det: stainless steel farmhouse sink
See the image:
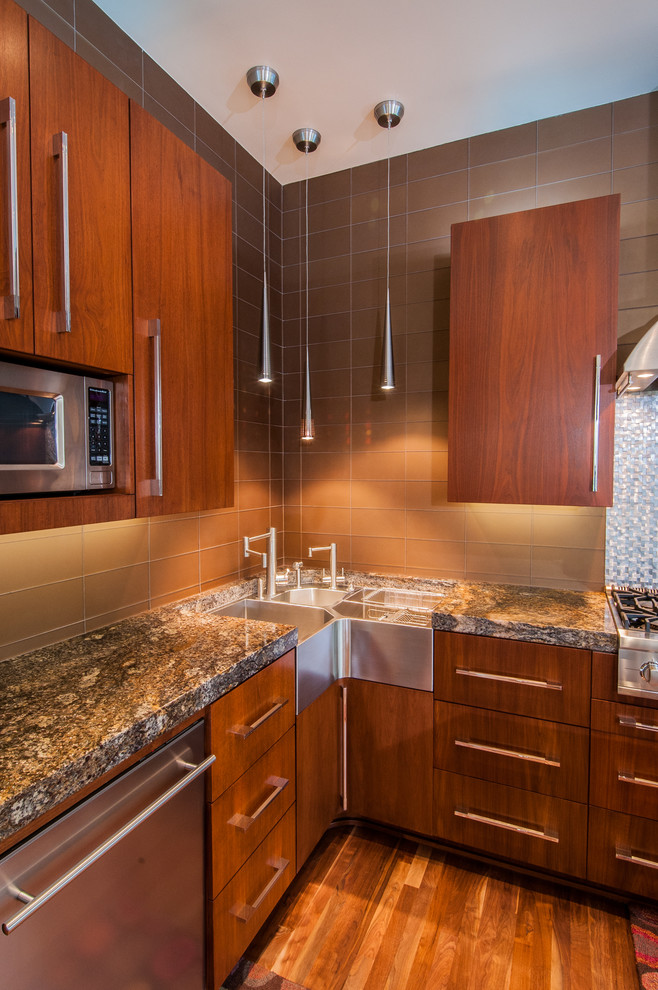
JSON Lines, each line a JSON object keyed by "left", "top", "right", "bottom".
{"left": 210, "top": 598, "right": 335, "bottom": 644}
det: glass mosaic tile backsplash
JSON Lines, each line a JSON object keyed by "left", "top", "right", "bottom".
{"left": 606, "top": 392, "right": 658, "bottom": 586}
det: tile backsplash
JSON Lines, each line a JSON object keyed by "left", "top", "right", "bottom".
{"left": 606, "top": 392, "right": 658, "bottom": 585}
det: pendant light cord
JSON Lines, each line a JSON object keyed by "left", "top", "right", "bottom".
{"left": 386, "top": 122, "right": 391, "bottom": 296}
{"left": 261, "top": 94, "right": 267, "bottom": 276}
{"left": 305, "top": 148, "right": 309, "bottom": 368}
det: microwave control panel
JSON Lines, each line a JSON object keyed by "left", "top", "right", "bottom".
{"left": 86, "top": 385, "right": 114, "bottom": 488}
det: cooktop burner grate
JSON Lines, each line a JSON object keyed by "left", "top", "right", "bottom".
{"left": 610, "top": 586, "right": 658, "bottom": 631}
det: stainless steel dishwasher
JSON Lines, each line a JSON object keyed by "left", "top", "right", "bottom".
{"left": 0, "top": 720, "right": 214, "bottom": 989}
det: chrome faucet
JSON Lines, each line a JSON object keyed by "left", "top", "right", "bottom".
{"left": 308, "top": 542, "right": 338, "bottom": 590}
{"left": 244, "top": 527, "right": 277, "bottom": 599}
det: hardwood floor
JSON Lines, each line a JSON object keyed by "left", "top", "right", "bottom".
{"left": 248, "top": 825, "right": 639, "bottom": 990}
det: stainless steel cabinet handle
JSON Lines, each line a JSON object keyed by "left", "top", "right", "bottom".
{"left": 616, "top": 848, "right": 658, "bottom": 872}
{"left": 148, "top": 318, "right": 163, "bottom": 497}
{"left": 230, "top": 857, "right": 289, "bottom": 922}
{"left": 228, "top": 776, "right": 289, "bottom": 831}
{"left": 454, "top": 807, "right": 559, "bottom": 843}
{"left": 618, "top": 770, "right": 658, "bottom": 790}
{"left": 1, "top": 97, "right": 19, "bottom": 320}
{"left": 592, "top": 353, "right": 601, "bottom": 492}
{"left": 230, "top": 697, "right": 288, "bottom": 739}
{"left": 454, "top": 738, "right": 560, "bottom": 767}
{"left": 341, "top": 684, "right": 348, "bottom": 811}
{"left": 53, "top": 132, "right": 71, "bottom": 334}
{"left": 455, "top": 668, "right": 562, "bottom": 691}
{"left": 618, "top": 715, "right": 658, "bottom": 733}
{"left": 2, "top": 753, "right": 216, "bottom": 935}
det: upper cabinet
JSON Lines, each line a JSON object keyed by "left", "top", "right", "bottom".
{"left": 447, "top": 195, "right": 620, "bottom": 507}
{"left": 0, "top": 7, "right": 132, "bottom": 373}
{"left": 0, "top": 0, "right": 32, "bottom": 353}
{"left": 28, "top": 19, "right": 132, "bottom": 374}
{"left": 130, "top": 102, "right": 234, "bottom": 517}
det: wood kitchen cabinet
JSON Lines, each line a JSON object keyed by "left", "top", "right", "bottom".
{"left": 207, "top": 651, "right": 296, "bottom": 988}
{"left": 433, "top": 631, "right": 590, "bottom": 879}
{"left": 130, "top": 102, "right": 234, "bottom": 518}
{"left": 296, "top": 680, "right": 344, "bottom": 869}
{"left": 346, "top": 679, "right": 434, "bottom": 836}
{"left": 448, "top": 195, "right": 619, "bottom": 506}
{"left": 0, "top": 0, "right": 32, "bottom": 354}
{"left": 28, "top": 19, "right": 132, "bottom": 373}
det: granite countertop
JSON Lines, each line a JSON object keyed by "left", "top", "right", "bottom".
{"left": 0, "top": 572, "right": 618, "bottom": 849}
{"left": 0, "top": 585, "right": 296, "bottom": 846}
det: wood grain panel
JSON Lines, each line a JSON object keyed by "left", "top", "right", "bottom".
{"left": 591, "top": 698, "right": 658, "bottom": 737}
{"left": 296, "top": 681, "right": 343, "bottom": 870}
{"left": 0, "top": 0, "right": 33, "bottom": 354}
{"left": 347, "top": 680, "right": 433, "bottom": 836}
{"left": 589, "top": 728, "right": 658, "bottom": 819}
{"left": 434, "top": 700, "right": 589, "bottom": 801}
{"left": 448, "top": 195, "right": 619, "bottom": 506}
{"left": 588, "top": 805, "right": 658, "bottom": 900}
{"left": 209, "top": 651, "right": 295, "bottom": 800}
{"left": 434, "top": 631, "right": 591, "bottom": 725}
{"left": 434, "top": 769, "right": 588, "bottom": 878}
{"left": 0, "top": 492, "right": 135, "bottom": 536}
{"left": 210, "top": 805, "right": 296, "bottom": 989}
{"left": 210, "top": 727, "right": 295, "bottom": 896}
{"left": 130, "top": 100, "right": 234, "bottom": 517}
{"left": 28, "top": 19, "right": 132, "bottom": 373}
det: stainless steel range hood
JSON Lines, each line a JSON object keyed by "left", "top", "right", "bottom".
{"left": 616, "top": 316, "right": 658, "bottom": 396}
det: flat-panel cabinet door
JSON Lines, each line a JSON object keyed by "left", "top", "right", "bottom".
{"left": 28, "top": 18, "right": 132, "bottom": 373}
{"left": 130, "top": 101, "right": 234, "bottom": 517}
{"left": 448, "top": 195, "right": 619, "bottom": 506}
{"left": 0, "top": 0, "right": 32, "bottom": 354}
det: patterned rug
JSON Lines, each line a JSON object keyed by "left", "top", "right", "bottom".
{"left": 222, "top": 958, "right": 308, "bottom": 990}
{"left": 630, "top": 903, "right": 658, "bottom": 989}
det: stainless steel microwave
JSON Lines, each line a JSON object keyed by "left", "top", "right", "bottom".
{"left": 0, "top": 361, "right": 114, "bottom": 495}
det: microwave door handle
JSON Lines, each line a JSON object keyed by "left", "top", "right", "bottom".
{"left": 149, "top": 318, "right": 163, "bottom": 497}
{"left": 53, "top": 132, "right": 71, "bottom": 334}
{"left": 1, "top": 97, "right": 20, "bottom": 320}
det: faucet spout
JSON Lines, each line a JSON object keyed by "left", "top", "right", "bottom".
{"left": 308, "top": 542, "right": 338, "bottom": 590}
{"left": 244, "top": 527, "right": 277, "bottom": 598}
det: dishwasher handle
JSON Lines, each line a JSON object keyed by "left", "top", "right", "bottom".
{"left": 2, "top": 752, "right": 216, "bottom": 935}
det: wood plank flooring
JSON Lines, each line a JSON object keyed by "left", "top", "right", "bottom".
{"left": 248, "top": 825, "right": 639, "bottom": 990}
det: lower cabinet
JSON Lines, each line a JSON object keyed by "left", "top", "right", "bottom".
{"left": 346, "top": 679, "right": 434, "bottom": 836}
{"left": 207, "top": 652, "right": 296, "bottom": 988}
{"left": 296, "top": 681, "right": 344, "bottom": 869}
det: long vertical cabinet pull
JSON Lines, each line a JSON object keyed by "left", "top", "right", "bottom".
{"left": 1, "top": 97, "right": 20, "bottom": 320}
{"left": 341, "top": 684, "right": 348, "bottom": 811}
{"left": 148, "top": 318, "right": 164, "bottom": 497}
{"left": 592, "top": 354, "right": 601, "bottom": 492}
{"left": 53, "top": 132, "right": 71, "bottom": 334}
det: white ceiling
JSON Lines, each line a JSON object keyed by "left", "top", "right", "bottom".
{"left": 94, "top": 0, "right": 658, "bottom": 185}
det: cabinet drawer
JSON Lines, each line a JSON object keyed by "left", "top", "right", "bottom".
{"left": 591, "top": 698, "right": 658, "bottom": 739}
{"left": 210, "top": 728, "right": 296, "bottom": 896}
{"left": 434, "top": 632, "right": 590, "bottom": 726}
{"left": 433, "top": 769, "right": 587, "bottom": 878}
{"left": 590, "top": 729, "right": 658, "bottom": 819}
{"left": 588, "top": 806, "right": 658, "bottom": 900}
{"left": 434, "top": 701, "right": 588, "bottom": 801}
{"left": 209, "top": 651, "right": 295, "bottom": 799}
{"left": 211, "top": 805, "right": 296, "bottom": 988}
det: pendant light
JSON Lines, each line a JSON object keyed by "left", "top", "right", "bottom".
{"left": 247, "top": 65, "right": 279, "bottom": 384}
{"left": 293, "top": 127, "right": 321, "bottom": 441}
{"left": 374, "top": 100, "right": 404, "bottom": 390}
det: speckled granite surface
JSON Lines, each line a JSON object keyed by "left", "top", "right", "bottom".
{"left": 344, "top": 571, "right": 617, "bottom": 653}
{"left": 0, "top": 586, "right": 296, "bottom": 846}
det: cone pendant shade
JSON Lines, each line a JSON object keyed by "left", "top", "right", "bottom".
{"left": 258, "top": 270, "right": 272, "bottom": 383}
{"left": 381, "top": 288, "right": 395, "bottom": 389}
{"left": 301, "top": 354, "right": 314, "bottom": 440}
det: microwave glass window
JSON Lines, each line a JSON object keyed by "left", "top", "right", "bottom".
{"left": 0, "top": 390, "right": 62, "bottom": 468}
{"left": 87, "top": 387, "right": 112, "bottom": 466}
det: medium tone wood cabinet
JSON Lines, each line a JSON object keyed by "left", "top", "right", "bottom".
{"left": 0, "top": 0, "right": 32, "bottom": 354}
{"left": 448, "top": 195, "right": 619, "bottom": 507}
{"left": 130, "top": 101, "right": 234, "bottom": 518}
{"left": 28, "top": 18, "right": 132, "bottom": 373}
{"left": 346, "top": 679, "right": 434, "bottom": 837}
